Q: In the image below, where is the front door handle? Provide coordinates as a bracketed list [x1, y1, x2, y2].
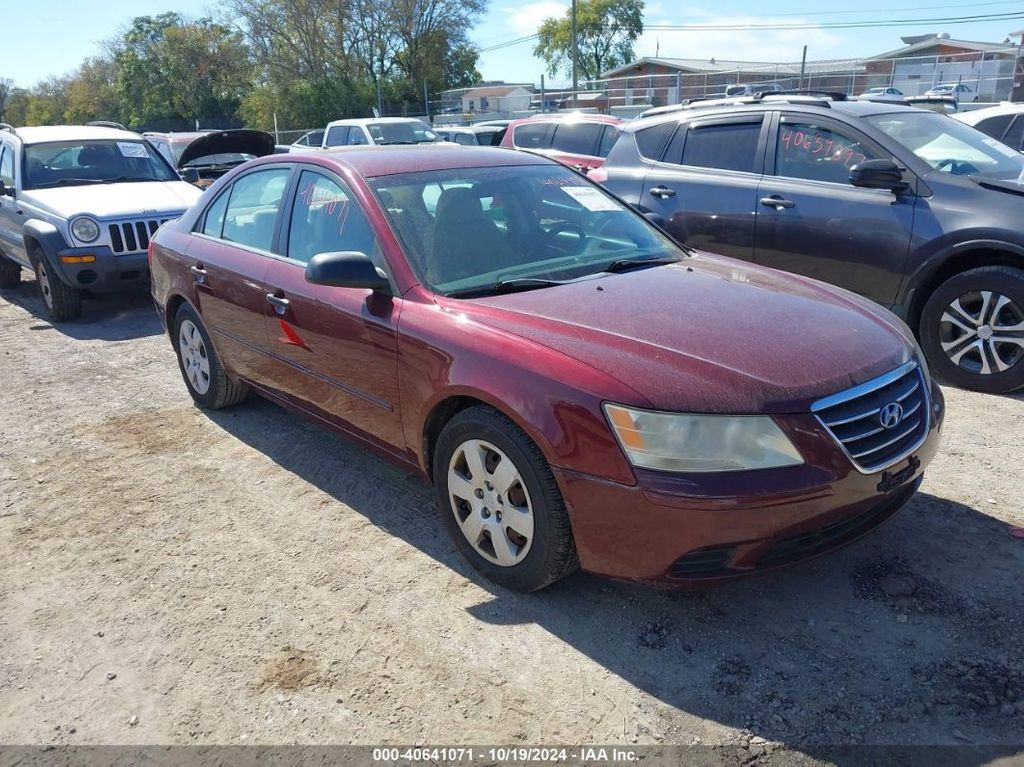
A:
[760, 195, 795, 210]
[266, 292, 290, 315]
[649, 186, 676, 199]
[189, 264, 207, 284]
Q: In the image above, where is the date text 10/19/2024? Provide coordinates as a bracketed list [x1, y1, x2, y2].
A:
[372, 747, 640, 763]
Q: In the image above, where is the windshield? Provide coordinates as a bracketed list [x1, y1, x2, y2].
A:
[368, 121, 441, 145]
[866, 111, 1024, 179]
[23, 139, 179, 189]
[370, 164, 683, 296]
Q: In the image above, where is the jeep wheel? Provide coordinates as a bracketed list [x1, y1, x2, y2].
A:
[173, 303, 248, 409]
[0, 257, 20, 289]
[920, 266, 1024, 394]
[33, 255, 82, 322]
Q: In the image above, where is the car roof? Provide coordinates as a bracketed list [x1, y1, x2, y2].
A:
[622, 98, 922, 133]
[326, 117, 429, 127]
[289, 144, 555, 177]
[509, 113, 622, 128]
[14, 125, 145, 145]
[954, 103, 1023, 124]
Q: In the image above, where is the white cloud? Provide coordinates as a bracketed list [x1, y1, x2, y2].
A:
[638, 15, 844, 65]
[506, 1, 568, 36]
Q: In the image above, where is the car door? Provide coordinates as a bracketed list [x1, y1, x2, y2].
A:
[639, 114, 767, 260]
[753, 112, 916, 306]
[0, 143, 26, 263]
[260, 168, 406, 451]
[189, 166, 292, 381]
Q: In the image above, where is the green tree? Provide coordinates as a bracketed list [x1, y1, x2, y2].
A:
[3, 88, 30, 126]
[25, 76, 71, 126]
[534, 0, 643, 82]
[64, 57, 121, 124]
[0, 78, 13, 123]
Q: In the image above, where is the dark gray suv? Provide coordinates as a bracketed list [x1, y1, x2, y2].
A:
[596, 95, 1024, 393]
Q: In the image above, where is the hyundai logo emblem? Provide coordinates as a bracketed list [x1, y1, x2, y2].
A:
[879, 402, 904, 429]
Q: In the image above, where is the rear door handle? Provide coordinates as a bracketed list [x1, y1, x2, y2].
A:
[266, 292, 290, 315]
[649, 186, 676, 199]
[760, 195, 795, 210]
[190, 264, 207, 284]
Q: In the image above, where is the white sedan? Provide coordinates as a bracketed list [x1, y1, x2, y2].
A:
[856, 87, 905, 102]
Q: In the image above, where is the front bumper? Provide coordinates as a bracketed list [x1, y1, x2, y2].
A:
[51, 245, 149, 293]
[555, 381, 944, 586]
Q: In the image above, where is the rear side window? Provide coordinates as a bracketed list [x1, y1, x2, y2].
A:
[678, 122, 761, 173]
[634, 122, 676, 161]
[597, 126, 621, 157]
[514, 122, 554, 149]
[222, 168, 291, 252]
[550, 122, 604, 155]
[1002, 115, 1024, 151]
[974, 114, 1015, 143]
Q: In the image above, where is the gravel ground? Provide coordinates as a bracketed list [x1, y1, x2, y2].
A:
[1, 277, 1022, 757]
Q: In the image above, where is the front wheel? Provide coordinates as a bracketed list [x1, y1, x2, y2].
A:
[919, 266, 1024, 393]
[433, 406, 578, 591]
[33, 255, 81, 321]
[172, 303, 248, 409]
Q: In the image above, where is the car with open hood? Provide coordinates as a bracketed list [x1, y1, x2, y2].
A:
[0, 123, 202, 321]
[595, 94, 1024, 393]
[149, 145, 943, 592]
[146, 129, 276, 188]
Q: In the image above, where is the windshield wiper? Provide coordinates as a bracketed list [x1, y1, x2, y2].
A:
[445, 277, 568, 298]
[103, 176, 163, 183]
[601, 255, 681, 273]
[35, 178, 105, 187]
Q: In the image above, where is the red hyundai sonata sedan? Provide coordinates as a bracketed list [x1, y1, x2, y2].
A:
[150, 146, 944, 591]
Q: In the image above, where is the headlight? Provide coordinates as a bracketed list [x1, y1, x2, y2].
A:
[604, 404, 804, 472]
[71, 217, 100, 243]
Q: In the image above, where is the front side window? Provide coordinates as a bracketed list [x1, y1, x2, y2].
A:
[325, 126, 349, 147]
[370, 165, 682, 296]
[671, 121, 762, 173]
[775, 120, 879, 184]
[221, 168, 291, 252]
[21, 139, 179, 189]
[867, 111, 1024, 179]
[0, 145, 13, 187]
[973, 114, 1014, 143]
[286, 171, 378, 264]
[1002, 115, 1024, 151]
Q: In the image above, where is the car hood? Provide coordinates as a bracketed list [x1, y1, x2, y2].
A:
[449, 254, 917, 414]
[177, 130, 276, 167]
[23, 182, 202, 220]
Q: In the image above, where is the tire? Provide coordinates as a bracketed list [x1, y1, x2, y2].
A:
[433, 405, 578, 591]
[172, 302, 248, 409]
[919, 265, 1024, 394]
[32, 253, 82, 321]
[0, 257, 20, 289]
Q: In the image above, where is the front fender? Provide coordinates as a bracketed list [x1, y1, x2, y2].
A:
[22, 218, 72, 283]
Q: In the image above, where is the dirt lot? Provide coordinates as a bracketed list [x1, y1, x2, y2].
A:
[1, 276, 1023, 756]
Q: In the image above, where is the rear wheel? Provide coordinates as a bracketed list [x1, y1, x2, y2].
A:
[173, 303, 247, 409]
[32, 254, 82, 322]
[0, 257, 20, 289]
[433, 405, 578, 591]
[920, 266, 1024, 393]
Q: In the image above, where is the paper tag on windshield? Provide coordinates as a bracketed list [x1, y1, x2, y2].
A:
[561, 186, 619, 211]
[117, 142, 150, 159]
[982, 137, 1020, 158]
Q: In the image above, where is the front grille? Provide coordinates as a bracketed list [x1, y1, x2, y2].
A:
[107, 219, 169, 254]
[812, 362, 929, 473]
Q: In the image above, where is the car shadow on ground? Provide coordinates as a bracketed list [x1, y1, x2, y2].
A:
[205, 396, 1024, 759]
[0, 277, 162, 341]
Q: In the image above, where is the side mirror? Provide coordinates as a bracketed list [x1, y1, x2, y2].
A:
[0, 180, 14, 198]
[643, 211, 667, 228]
[180, 167, 200, 185]
[305, 251, 390, 293]
[849, 159, 909, 192]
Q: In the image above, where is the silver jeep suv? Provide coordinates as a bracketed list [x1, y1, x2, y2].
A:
[0, 123, 202, 321]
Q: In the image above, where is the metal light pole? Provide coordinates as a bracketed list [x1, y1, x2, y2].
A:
[571, 0, 579, 96]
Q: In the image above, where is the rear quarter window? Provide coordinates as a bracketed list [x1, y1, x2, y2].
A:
[634, 122, 676, 161]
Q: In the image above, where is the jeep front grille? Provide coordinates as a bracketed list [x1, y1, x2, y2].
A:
[108, 219, 170, 254]
[811, 361, 929, 474]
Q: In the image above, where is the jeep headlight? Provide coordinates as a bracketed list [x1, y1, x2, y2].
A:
[604, 404, 804, 472]
[71, 217, 100, 243]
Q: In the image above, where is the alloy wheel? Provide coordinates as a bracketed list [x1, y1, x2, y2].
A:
[178, 319, 212, 395]
[447, 439, 534, 567]
[939, 290, 1024, 375]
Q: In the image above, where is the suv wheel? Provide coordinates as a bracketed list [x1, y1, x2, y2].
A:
[0, 257, 20, 289]
[920, 266, 1024, 394]
[32, 254, 82, 322]
[433, 405, 578, 591]
[173, 303, 248, 409]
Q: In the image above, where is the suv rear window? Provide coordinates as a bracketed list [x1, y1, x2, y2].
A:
[675, 122, 761, 173]
[513, 123, 555, 149]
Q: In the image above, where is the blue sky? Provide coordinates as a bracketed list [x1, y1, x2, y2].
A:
[4, 0, 1023, 89]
